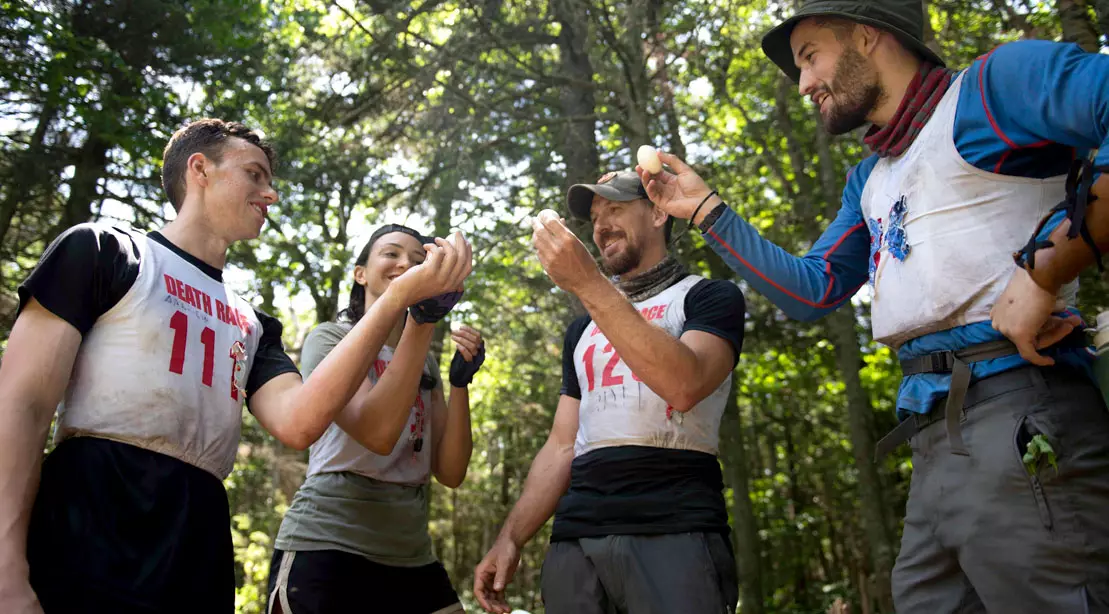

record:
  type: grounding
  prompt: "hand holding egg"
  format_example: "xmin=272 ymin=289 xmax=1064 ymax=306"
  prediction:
xmin=529 ymin=208 xmax=563 ymax=232
xmin=530 ymin=205 xmax=602 ymax=295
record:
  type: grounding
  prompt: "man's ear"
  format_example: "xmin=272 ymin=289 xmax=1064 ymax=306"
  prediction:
xmin=187 ymin=152 xmax=210 ymax=189
xmin=857 ymin=23 xmax=882 ymax=56
xmin=651 ymin=201 xmax=670 ymax=230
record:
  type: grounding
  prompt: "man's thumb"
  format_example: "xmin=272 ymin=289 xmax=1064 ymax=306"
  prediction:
xmin=657 ymin=150 xmax=690 ymax=173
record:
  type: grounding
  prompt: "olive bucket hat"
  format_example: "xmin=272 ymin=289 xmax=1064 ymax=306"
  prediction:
xmin=761 ymin=0 xmax=945 ymax=82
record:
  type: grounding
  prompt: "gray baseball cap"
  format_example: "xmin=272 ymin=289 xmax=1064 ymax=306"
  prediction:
xmin=566 ymin=171 xmax=650 ymax=220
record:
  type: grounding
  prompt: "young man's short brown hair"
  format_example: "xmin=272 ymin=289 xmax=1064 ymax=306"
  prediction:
xmin=161 ymin=118 xmax=276 ymax=212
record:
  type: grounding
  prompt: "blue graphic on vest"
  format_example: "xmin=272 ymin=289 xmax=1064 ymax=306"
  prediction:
xmin=884 ymin=195 xmax=910 ymax=262
xmin=867 ymin=217 xmax=884 ymax=286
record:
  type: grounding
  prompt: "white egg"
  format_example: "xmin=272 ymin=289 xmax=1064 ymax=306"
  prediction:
xmin=537 ymin=209 xmax=561 ymax=224
xmin=637 ymin=145 xmax=663 ymax=174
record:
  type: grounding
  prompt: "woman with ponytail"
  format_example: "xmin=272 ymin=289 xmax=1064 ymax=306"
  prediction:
xmin=267 ymin=224 xmax=485 ymax=614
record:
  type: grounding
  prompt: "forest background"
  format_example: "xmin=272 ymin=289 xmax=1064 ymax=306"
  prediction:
xmin=2 ymin=1 xmax=1108 ymax=612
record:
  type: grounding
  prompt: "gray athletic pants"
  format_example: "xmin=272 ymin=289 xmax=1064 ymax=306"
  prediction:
xmin=541 ymin=532 xmax=738 ymax=614
xmin=893 ymin=365 xmax=1109 ymax=613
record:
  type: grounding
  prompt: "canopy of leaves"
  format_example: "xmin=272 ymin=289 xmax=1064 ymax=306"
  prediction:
xmin=1 ymin=1 xmax=1106 ymax=612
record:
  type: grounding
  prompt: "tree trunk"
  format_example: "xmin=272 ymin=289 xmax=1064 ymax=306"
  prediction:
xmin=553 ymin=0 xmax=601 ymax=316
xmin=431 ymin=182 xmax=454 ymax=361
xmin=0 ymin=99 xmax=58 ymax=252
xmin=56 ymin=132 xmax=111 ymax=235
xmin=815 ymin=529 xmax=833 ymax=583
xmin=316 ymin=181 xmax=353 ymax=324
xmin=500 ymin=427 xmax=512 ymax=508
xmin=617 ymin=0 xmax=652 ymax=152
xmin=991 ymin=0 xmax=1049 ymax=39
xmin=553 ymin=0 xmax=600 ymax=191
xmin=812 ymin=113 xmax=839 ymax=219
xmin=776 ymin=74 xmax=813 ymax=204
xmin=826 ymin=307 xmax=896 ymax=613
xmin=719 ymin=394 xmax=766 ymax=614
xmin=705 ymin=246 xmax=765 ymax=614
xmin=52 ymin=54 xmax=140 ymax=240
xmin=451 ymin=488 xmax=461 ymax=580
xmin=260 ymin=280 xmax=276 ymax=318
xmin=858 ymin=567 xmax=874 ymax=614
xmin=810 ymin=101 xmax=897 ymax=611
xmin=819 ymin=467 xmax=847 ymax=579
xmin=782 ymin=416 xmax=811 ymax=609
xmin=1093 ymin=0 xmax=1109 ymax=39
xmin=1058 ymin=0 xmax=1101 ymax=51
xmin=646 ymin=0 xmax=685 ymax=162
xmin=920 ymin=0 xmax=945 ymax=57
xmin=747 ymin=418 xmax=765 ymax=478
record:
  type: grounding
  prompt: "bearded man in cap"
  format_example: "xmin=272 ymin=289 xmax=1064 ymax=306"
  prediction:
xmin=473 ymin=171 xmax=746 ymax=614
xmin=636 ymin=0 xmax=1109 ymax=611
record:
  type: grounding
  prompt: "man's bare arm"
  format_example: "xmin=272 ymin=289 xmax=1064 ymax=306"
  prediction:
xmin=498 ymin=394 xmax=579 ymax=545
xmin=0 ymin=300 xmax=82 ymax=611
xmin=473 ymin=395 xmax=579 ymax=613
xmin=1023 ymin=175 xmax=1109 ymax=293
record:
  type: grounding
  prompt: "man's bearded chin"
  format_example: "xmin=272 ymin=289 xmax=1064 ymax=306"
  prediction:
xmin=601 ymin=244 xmax=640 ymax=276
xmin=822 ymin=47 xmax=883 ymax=135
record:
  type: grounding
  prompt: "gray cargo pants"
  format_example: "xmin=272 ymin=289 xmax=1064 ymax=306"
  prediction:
xmin=541 ymin=532 xmax=738 ymax=614
xmin=893 ymin=365 xmax=1109 ymax=613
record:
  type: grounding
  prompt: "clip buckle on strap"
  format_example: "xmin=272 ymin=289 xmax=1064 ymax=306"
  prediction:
xmin=877 ymin=340 xmax=1019 ymax=461
xmin=873 ymin=357 xmax=970 ymax=459
xmin=900 ymin=349 xmax=955 ymax=376
xmin=874 ymin=357 xmax=972 ymax=458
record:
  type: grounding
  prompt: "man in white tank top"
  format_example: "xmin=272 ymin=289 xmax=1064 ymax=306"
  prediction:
xmin=632 ymin=0 xmax=1109 ymax=612
xmin=474 ymin=171 xmax=746 ymax=614
xmin=0 ymin=119 xmax=472 ymax=613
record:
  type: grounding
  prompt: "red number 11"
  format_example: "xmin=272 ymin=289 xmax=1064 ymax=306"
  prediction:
xmin=168 ymin=310 xmax=232 ymax=396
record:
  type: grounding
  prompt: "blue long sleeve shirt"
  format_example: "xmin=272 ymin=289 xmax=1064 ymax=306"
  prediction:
xmin=703 ymin=40 xmax=1109 ymax=417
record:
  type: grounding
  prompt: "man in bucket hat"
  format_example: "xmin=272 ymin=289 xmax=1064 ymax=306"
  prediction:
xmin=637 ymin=0 xmax=1109 ymax=611
xmin=473 ymin=170 xmax=746 ymax=613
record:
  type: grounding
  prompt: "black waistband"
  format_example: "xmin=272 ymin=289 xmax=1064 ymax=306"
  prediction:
xmin=551 ymin=446 xmax=728 ymax=541
xmin=900 ymin=339 xmax=1019 ymax=376
xmin=899 ymin=331 xmax=1089 ymax=377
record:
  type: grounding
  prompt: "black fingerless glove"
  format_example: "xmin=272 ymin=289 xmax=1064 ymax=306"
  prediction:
xmin=449 ymin=341 xmax=485 ymax=387
xmin=410 ymin=289 xmax=464 ymax=324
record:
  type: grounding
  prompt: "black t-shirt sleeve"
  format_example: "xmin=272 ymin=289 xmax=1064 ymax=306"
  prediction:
xmin=245 ymin=308 xmax=300 ymax=401
xmin=682 ymin=279 xmax=746 ymax=366
xmin=559 ymin=315 xmax=593 ymax=400
xmin=17 ymin=223 xmax=141 ymax=335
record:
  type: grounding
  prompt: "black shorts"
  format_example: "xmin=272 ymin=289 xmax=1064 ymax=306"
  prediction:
xmin=27 ymin=437 xmax=234 ymax=613
xmin=266 ymin=548 xmax=462 ymax=614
